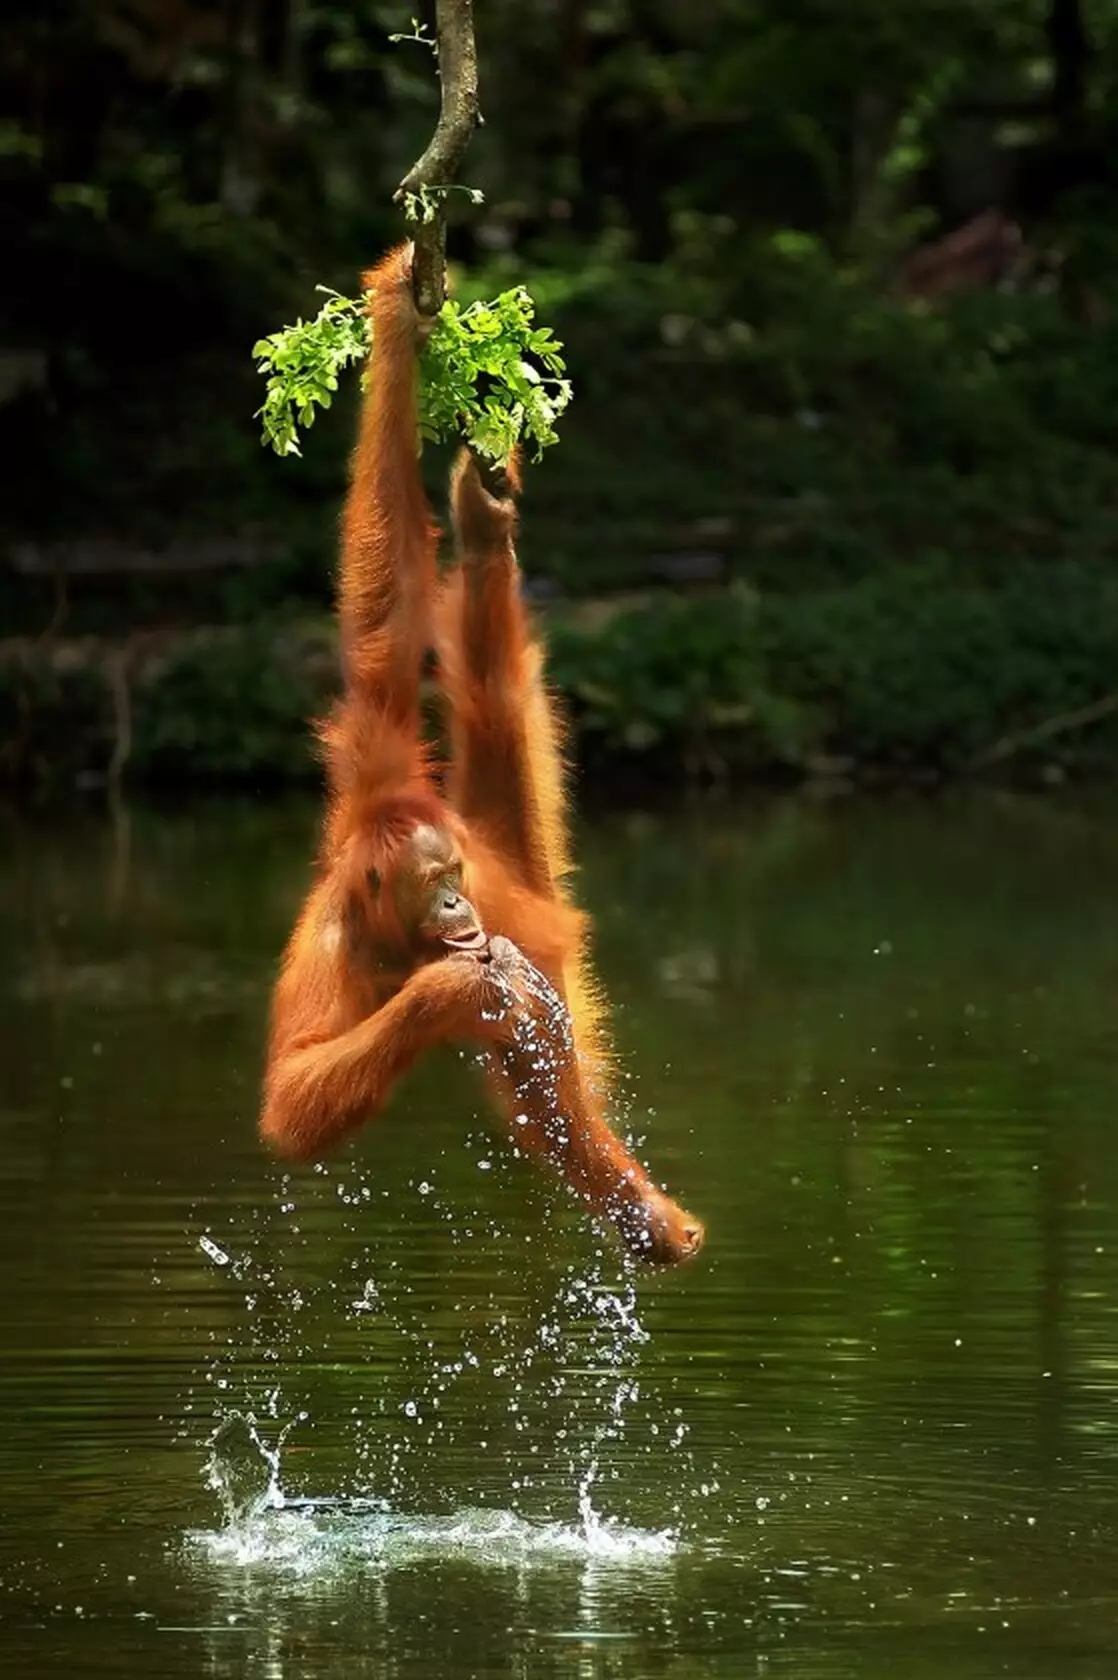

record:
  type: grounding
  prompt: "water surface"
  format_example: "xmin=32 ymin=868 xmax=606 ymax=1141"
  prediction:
xmin=2 ymin=792 xmax=1118 ymax=1678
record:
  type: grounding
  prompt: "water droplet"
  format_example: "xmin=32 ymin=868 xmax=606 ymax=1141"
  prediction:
xmin=199 ymin=1235 xmax=231 ymax=1267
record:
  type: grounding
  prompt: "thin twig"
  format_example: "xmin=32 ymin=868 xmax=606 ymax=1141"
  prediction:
xmin=968 ymin=692 xmax=1118 ymax=769
xmin=394 ymin=0 xmax=481 ymax=316
xmin=105 ymin=644 xmax=133 ymax=797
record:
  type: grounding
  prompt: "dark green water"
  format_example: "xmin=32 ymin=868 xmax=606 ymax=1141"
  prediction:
xmin=2 ymin=792 xmax=1118 ymax=1679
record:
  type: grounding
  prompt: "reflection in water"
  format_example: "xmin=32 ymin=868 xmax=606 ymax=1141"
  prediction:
xmin=3 ymin=792 xmax=1118 ymax=1677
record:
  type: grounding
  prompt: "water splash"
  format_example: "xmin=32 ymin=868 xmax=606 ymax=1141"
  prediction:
xmin=193 ymin=1499 xmax=676 ymax=1574
xmin=204 ymin=1410 xmax=302 ymax=1526
xmin=187 ymin=986 xmax=703 ymax=1572
xmin=194 ymin=1406 xmax=676 ymax=1576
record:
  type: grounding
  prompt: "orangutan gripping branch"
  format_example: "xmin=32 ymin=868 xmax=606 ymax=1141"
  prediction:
xmin=259 ymin=245 xmax=704 ymax=1266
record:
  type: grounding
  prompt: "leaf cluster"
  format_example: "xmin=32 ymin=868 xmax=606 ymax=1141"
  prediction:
xmin=421 ymin=288 xmax=572 ymax=462
xmin=252 ymin=285 xmax=572 ymax=464
xmin=252 ymin=290 xmax=369 ymax=458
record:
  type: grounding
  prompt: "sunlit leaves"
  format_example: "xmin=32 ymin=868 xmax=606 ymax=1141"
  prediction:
xmin=252 ymin=289 xmax=369 ymax=458
xmin=253 ymin=284 xmax=572 ymax=464
xmin=421 ymin=287 xmax=572 ymax=463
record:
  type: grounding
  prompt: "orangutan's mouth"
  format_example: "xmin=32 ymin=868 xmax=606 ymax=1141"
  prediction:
xmin=442 ymin=927 xmax=490 ymax=956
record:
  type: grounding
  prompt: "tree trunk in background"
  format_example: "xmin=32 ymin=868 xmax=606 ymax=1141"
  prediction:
xmin=1048 ymin=0 xmax=1091 ymax=147
xmin=850 ymin=87 xmax=894 ymax=245
xmin=220 ymin=0 xmax=261 ymax=215
xmin=282 ymin=0 xmax=304 ymax=99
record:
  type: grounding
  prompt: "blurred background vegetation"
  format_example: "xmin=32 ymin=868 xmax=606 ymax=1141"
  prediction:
xmin=4 ymin=0 xmax=1118 ymax=792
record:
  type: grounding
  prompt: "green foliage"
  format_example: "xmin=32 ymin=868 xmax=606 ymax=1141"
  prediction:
xmin=253 ymin=286 xmax=571 ymax=465
xmin=14 ymin=0 xmax=1118 ymax=796
xmin=549 ymin=563 xmax=1118 ymax=780
xmin=458 ymin=227 xmax=1118 ymax=600
xmin=549 ymin=587 xmax=809 ymax=770
xmin=131 ymin=624 xmax=334 ymax=780
xmin=8 ymin=563 xmax=1118 ymax=793
xmin=767 ymin=562 xmax=1118 ymax=772
xmin=420 ymin=289 xmax=572 ymax=462
xmin=252 ymin=291 xmax=369 ymax=458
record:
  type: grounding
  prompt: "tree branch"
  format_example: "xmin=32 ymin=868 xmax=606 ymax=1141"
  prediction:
xmin=394 ymin=0 xmax=481 ymax=317
xmin=968 ymin=692 xmax=1118 ymax=770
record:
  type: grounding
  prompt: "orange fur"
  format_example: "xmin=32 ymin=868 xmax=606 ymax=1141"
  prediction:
xmin=260 ymin=243 xmax=703 ymax=1264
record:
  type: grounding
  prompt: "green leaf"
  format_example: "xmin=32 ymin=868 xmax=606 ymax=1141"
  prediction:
xmin=253 ymin=282 xmax=572 ymax=463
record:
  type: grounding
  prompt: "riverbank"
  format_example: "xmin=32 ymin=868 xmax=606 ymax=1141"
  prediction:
xmin=5 ymin=565 xmax=1117 ymax=797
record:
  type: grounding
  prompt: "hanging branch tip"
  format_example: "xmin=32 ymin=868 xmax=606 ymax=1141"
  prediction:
xmin=393 ymin=0 xmax=482 ymax=317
